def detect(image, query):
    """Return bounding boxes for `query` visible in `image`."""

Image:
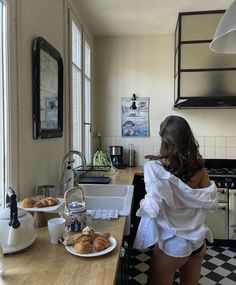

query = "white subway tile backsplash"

[199,146,205,158]
[143,137,154,145]
[100,135,236,166]
[143,145,154,158]
[226,147,236,159]
[226,137,236,147]
[204,137,215,147]
[154,145,160,155]
[196,136,204,147]
[204,147,215,158]
[216,137,226,147]
[215,147,226,158]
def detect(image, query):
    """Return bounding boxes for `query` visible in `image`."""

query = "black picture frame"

[32,37,63,139]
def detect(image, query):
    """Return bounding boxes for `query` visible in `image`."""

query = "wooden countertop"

[109,167,143,184]
[1,167,143,285]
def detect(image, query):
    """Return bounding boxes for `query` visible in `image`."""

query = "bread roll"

[21,198,36,208]
[74,241,93,254]
[93,236,110,252]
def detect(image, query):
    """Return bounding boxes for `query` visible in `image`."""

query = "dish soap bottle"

[0,241,4,276]
[65,162,74,190]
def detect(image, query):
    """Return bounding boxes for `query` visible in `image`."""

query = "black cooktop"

[205,159,236,188]
[205,159,236,176]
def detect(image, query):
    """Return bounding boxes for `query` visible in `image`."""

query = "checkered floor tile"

[129,246,236,285]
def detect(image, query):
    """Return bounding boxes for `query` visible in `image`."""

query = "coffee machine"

[109,146,126,169]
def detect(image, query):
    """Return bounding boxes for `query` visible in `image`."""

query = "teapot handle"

[64,185,85,210]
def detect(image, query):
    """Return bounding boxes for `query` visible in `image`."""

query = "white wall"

[9,0,94,198]
[12,0,66,199]
[94,35,236,166]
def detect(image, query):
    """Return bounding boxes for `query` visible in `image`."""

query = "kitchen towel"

[87,209,119,220]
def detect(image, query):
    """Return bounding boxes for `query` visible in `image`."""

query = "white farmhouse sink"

[82,184,134,216]
[82,184,134,235]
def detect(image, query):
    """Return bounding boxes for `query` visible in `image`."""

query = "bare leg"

[179,243,206,285]
[147,244,189,285]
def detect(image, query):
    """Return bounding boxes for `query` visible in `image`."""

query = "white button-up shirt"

[133,161,218,257]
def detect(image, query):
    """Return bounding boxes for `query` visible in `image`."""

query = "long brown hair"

[156,115,204,182]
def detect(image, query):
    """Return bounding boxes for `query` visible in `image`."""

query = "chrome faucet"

[60,150,86,196]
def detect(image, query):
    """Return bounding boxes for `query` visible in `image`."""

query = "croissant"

[63,233,83,246]
[45,197,59,206]
[93,236,110,252]
[63,233,99,246]
[74,241,93,254]
[33,197,58,208]
[21,198,36,208]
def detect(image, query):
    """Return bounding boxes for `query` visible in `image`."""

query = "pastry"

[74,241,93,254]
[63,232,99,246]
[45,197,59,206]
[33,197,58,208]
[82,226,95,236]
[93,236,110,252]
[63,233,83,246]
[21,198,36,208]
[79,233,99,243]
[34,199,50,208]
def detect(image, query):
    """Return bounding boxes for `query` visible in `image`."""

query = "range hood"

[174,10,236,109]
[174,96,236,109]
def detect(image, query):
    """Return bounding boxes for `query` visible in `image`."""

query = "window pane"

[84,78,91,163]
[72,21,81,68]
[72,66,82,151]
[85,41,91,78]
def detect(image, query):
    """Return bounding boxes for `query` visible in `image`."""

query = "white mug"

[47,218,65,244]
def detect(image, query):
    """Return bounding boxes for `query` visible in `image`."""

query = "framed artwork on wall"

[32,37,63,139]
[121,97,149,137]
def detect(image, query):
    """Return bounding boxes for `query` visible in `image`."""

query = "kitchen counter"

[109,167,143,184]
[1,167,143,285]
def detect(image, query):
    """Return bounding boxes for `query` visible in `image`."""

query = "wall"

[94,35,236,166]
[9,0,94,198]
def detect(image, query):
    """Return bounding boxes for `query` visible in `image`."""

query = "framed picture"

[32,37,63,139]
[121,97,149,137]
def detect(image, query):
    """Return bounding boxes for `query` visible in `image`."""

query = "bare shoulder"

[188,168,211,189]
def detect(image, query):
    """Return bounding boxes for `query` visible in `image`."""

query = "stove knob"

[217,182,222,188]
[224,182,228,188]
[231,182,235,189]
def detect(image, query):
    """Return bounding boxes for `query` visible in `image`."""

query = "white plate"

[17,198,64,213]
[65,236,117,257]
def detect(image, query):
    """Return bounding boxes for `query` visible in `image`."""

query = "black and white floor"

[129,246,236,285]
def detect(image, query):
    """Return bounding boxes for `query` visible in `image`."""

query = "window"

[71,20,82,153]
[84,41,91,163]
[0,0,7,209]
[70,14,92,165]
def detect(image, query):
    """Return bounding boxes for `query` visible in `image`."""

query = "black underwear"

[190,243,205,256]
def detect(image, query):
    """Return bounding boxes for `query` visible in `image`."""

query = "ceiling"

[75,0,233,37]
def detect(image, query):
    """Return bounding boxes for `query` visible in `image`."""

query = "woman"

[133,116,218,285]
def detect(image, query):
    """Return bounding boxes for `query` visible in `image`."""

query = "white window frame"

[69,11,83,155]
[83,39,92,164]
[0,0,8,209]
[69,11,92,165]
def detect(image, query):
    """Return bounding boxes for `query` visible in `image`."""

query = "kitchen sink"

[82,184,134,216]
[82,184,134,235]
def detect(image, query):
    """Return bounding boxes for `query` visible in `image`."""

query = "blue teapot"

[60,186,87,232]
